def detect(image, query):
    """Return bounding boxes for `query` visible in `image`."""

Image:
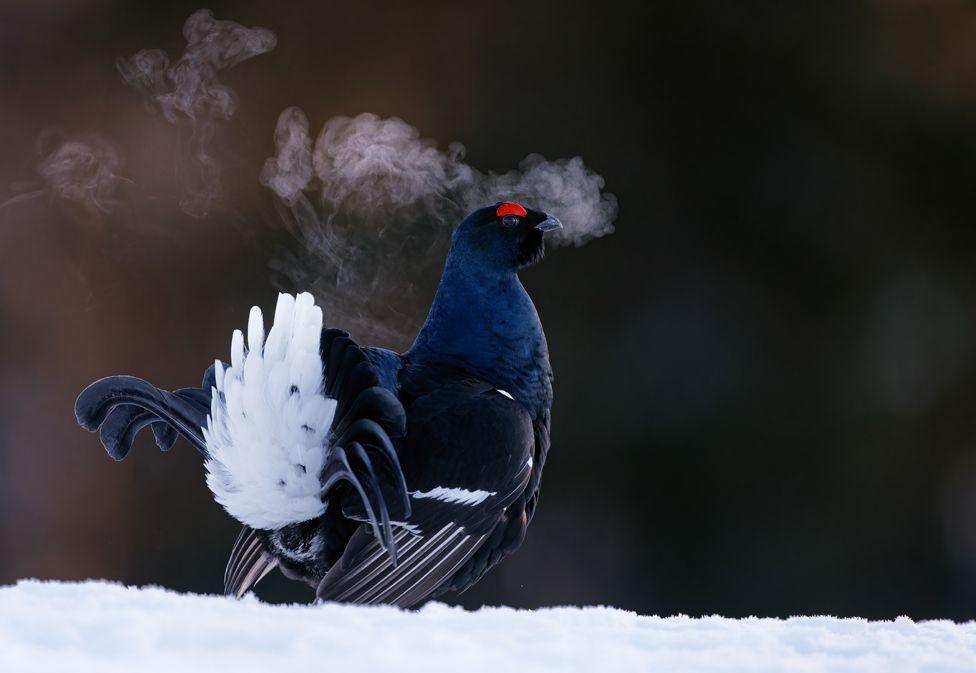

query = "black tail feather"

[75,374,212,459]
[321,442,397,566]
[319,328,410,565]
[335,418,410,518]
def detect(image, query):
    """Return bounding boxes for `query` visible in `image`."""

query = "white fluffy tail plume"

[204,292,335,530]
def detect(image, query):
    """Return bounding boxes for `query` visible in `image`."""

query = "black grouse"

[75,201,561,607]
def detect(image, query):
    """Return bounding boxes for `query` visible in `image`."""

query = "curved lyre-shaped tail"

[75,292,412,595]
[75,371,215,460]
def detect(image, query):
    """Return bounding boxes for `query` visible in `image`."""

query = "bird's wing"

[317,381,535,607]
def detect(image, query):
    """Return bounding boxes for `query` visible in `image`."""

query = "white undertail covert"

[203,292,335,530]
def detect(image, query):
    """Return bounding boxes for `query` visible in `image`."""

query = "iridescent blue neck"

[407,247,550,406]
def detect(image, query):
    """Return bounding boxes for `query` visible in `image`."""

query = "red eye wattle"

[496,202,527,218]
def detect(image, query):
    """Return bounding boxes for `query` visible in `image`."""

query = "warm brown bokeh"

[3,0,976,618]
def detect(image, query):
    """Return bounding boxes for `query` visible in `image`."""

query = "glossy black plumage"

[74,203,559,607]
[318,372,540,606]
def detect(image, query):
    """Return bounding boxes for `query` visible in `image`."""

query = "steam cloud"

[7,7,616,348]
[311,114,473,218]
[1,133,128,217]
[117,9,276,217]
[262,112,454,346]
[261,109,618,346]
[37,136,127,215]
[262,110,617,247]
[260,107,314,206]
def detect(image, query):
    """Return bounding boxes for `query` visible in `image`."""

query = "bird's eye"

[502,215,521,227]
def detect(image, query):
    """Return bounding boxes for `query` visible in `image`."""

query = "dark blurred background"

[3,0,976,620]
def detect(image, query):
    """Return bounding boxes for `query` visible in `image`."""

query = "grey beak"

[535,214,563,233]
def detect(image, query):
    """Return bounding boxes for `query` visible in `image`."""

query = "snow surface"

[1,580,975,673]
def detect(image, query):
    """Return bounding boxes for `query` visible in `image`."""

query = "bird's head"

[449,202,562,273]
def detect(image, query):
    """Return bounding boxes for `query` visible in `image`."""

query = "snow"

[1,580,975,673]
